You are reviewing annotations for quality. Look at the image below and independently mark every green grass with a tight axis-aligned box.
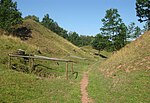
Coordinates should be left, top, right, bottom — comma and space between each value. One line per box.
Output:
88, 68, 150, 103
0, 20, 98, 102
88, 31, 150, 103
0, 66, 80, 103
0, 57, 93, 102
0, 35, 92, 102
2, 19, 149, 103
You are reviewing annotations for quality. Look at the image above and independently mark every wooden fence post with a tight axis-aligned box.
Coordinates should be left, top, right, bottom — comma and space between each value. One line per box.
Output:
29, 58, 31, 73
31, 58, 34, 72
29, 58, 34, 73
8, 54, 74, 79
8, 55, 11, 69
66, 62, 68, 80
71, 62, 74, 74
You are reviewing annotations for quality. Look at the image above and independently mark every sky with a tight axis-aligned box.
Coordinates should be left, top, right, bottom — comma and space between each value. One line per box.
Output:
14, 0, 144, 36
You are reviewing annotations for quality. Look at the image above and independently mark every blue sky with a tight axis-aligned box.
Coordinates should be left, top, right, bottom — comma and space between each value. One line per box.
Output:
14, 0, 144, 36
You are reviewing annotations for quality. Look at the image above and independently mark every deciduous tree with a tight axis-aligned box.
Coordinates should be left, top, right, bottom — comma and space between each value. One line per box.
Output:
92, 34, 109, 52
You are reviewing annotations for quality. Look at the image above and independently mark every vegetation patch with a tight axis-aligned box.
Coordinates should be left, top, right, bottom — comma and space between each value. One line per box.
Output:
88, 31, 150, 103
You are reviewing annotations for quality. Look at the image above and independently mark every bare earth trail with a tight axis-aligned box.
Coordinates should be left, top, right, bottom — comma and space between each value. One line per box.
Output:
80, 61, 100, 103
80, 72, 89, 103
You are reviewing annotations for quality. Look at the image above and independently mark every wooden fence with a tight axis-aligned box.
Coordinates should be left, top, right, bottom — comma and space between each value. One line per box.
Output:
8, 54, 74, 80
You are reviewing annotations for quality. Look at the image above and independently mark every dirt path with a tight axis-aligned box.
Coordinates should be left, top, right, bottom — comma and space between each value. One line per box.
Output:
80, 72, 89, 103
80, 61, 100, 103
80, 71, 93, 103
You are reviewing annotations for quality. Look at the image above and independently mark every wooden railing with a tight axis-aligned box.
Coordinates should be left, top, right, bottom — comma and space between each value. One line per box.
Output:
8, 54, 74, 80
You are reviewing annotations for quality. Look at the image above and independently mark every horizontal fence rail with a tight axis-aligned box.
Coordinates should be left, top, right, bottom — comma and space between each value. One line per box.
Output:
9, 54, 74, 62
8, 54, 75, 79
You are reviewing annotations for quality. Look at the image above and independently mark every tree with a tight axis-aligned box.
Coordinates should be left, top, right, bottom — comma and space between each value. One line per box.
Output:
143, 21, 149, 32
134, 26, 141, 38
68, 32, 80, 46
79, 35, 94, 46
41, 14, 54, 29
0, 0, 22, 31
114, 23, 127, 49
100, 9, 122, 40
127, 22, 136, 39
127, 22, 142, 40
41, 14, 69, 39
136, 0, 150, 30
92, 34, 109, 52
100, 8, 126, 51
24, 15, 39, 22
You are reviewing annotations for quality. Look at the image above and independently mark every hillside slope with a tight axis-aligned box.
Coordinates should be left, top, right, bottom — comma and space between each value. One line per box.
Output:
22, 19, 93, 59
88, 31, 150, 103
0, 19, 97, 102
0, 19, 96, 81
100, 31, 150, 76
0, 19, 95, 69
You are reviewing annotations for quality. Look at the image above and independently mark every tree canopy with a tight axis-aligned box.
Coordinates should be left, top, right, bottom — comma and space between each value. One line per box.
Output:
136, 0, 150, 30
24, 15, 39, 22
0, 0, 22, 31
41, 14, 68, 39
127, 22, 142, 40
92, 34, 109, 52
100, 9, 122, 39
100, 8, 127, 51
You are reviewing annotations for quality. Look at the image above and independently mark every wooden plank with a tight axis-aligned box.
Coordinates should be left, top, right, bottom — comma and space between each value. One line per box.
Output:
9, 54, 74, 62
8, 54, 75, 80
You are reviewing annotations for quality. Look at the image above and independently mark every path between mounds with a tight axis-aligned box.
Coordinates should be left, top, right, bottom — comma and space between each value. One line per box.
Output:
80, 72, 92, 103
80, 61, 100, 103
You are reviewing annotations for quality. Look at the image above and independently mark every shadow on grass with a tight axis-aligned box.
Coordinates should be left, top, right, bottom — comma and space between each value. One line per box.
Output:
94, 53, 108, 58
72, 72, 78, 79
33, 64, 53, 70
32, 64, 79, 79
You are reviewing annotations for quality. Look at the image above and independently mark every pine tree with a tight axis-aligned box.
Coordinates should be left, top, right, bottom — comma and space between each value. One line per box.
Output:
136, 0, 150, 30
127, 22, 142, 40
0, 0, 22, 31
100, 9, 122, 39
100, 9, 126, 51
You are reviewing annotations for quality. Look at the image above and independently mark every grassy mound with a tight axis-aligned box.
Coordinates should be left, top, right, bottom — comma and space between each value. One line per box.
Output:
0, 19, 96, 77
100, 31, 150, 76
88, 31, 150, 103
22, 19, 93, 59
0, 20, 98, 102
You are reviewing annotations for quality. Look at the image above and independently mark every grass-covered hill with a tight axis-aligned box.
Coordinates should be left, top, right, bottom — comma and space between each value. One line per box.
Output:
1, 18, 149, 103
0, 19, 93, 60
0, 19, 95, 72
88, 31, 150, 103
0, 19, 97, 78
21, 19, 94, 59
0, 19, 98, 102
100, 30, 150, 76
